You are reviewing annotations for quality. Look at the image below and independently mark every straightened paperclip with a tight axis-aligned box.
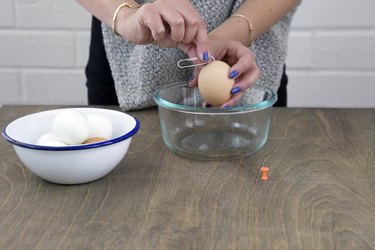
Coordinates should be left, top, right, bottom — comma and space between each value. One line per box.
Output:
177, 56, 215, 69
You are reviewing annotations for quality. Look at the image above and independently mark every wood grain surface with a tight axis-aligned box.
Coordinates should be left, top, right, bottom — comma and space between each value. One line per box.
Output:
0, 106, 374, 249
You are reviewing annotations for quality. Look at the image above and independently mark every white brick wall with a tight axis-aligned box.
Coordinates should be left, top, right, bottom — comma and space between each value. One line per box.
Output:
0, 0, 90, 105
286, 0, 375, 107
0, 0, 374, 107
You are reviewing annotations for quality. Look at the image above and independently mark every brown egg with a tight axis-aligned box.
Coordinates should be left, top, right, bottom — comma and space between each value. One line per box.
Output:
82, 137, 107, 144
198, 60, 235, 106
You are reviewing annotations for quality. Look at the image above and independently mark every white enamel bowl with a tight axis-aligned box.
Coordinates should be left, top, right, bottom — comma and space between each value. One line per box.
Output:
2, 108, 140, 184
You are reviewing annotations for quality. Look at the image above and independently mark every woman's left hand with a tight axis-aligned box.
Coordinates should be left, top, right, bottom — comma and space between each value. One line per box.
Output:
179, 34, 260, 107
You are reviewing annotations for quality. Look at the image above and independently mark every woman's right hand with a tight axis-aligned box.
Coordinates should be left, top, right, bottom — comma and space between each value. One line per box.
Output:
115, 0, 209, 61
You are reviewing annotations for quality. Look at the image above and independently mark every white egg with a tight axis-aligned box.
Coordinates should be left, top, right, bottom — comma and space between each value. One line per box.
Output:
36, 132, 68, 146
52, 110, 90, 145
36, 132, 59, 145
86, 114, 113, 140
40, 140, 68, 147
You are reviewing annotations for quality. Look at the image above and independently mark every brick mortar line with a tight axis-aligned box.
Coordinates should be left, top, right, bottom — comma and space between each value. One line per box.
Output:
0, 28, 90, 33
287, 68, 375, 75
290, 27, 375, 33
0, 67, 85, 71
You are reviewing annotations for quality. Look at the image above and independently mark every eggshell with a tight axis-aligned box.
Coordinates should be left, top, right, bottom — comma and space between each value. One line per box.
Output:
40, 141, 68, 147
52, 110, 90, 145
83, 137, 107, 144
86, 114, 113, 140
36, 132, 68, 146
36, 132, 59, 145
198, 60, 235, 106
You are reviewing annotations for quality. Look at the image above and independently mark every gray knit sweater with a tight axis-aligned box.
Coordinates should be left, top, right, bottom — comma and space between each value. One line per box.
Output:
102, 0, 300, 111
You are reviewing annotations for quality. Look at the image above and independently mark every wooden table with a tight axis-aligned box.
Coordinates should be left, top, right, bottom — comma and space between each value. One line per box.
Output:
1, 105, 374, 249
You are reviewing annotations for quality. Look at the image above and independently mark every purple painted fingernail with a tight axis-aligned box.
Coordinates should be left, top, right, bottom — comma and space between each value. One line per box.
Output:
188, 74, 195, 81
229, 70, 238, 79
224, 105, 230, 108
231, 86, 241, 95
202, 52, 209, 61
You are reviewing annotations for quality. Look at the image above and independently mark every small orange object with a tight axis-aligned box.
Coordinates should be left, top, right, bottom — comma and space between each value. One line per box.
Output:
261, 166, 269, 181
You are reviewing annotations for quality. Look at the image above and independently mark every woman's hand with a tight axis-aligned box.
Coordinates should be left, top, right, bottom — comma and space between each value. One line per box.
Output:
180, 34, 260, 107
116, 0, 209, 61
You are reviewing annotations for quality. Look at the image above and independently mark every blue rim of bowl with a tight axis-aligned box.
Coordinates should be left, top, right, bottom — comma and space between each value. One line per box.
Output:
153, 82, 278, 114
1, 111, 140, 151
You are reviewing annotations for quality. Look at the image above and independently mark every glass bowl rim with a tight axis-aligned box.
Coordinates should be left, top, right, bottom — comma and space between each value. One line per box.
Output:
153, 82, 278, 114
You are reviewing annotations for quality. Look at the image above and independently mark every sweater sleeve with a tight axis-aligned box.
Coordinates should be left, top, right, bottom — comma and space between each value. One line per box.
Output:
101, 0, 300, 111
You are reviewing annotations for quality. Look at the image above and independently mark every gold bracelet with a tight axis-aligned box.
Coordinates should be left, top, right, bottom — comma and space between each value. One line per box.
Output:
231, 14, 255, 46
112, 2, 142, 36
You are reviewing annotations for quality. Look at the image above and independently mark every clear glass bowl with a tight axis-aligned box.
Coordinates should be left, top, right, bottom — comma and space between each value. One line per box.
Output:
153, 82, 277, 160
